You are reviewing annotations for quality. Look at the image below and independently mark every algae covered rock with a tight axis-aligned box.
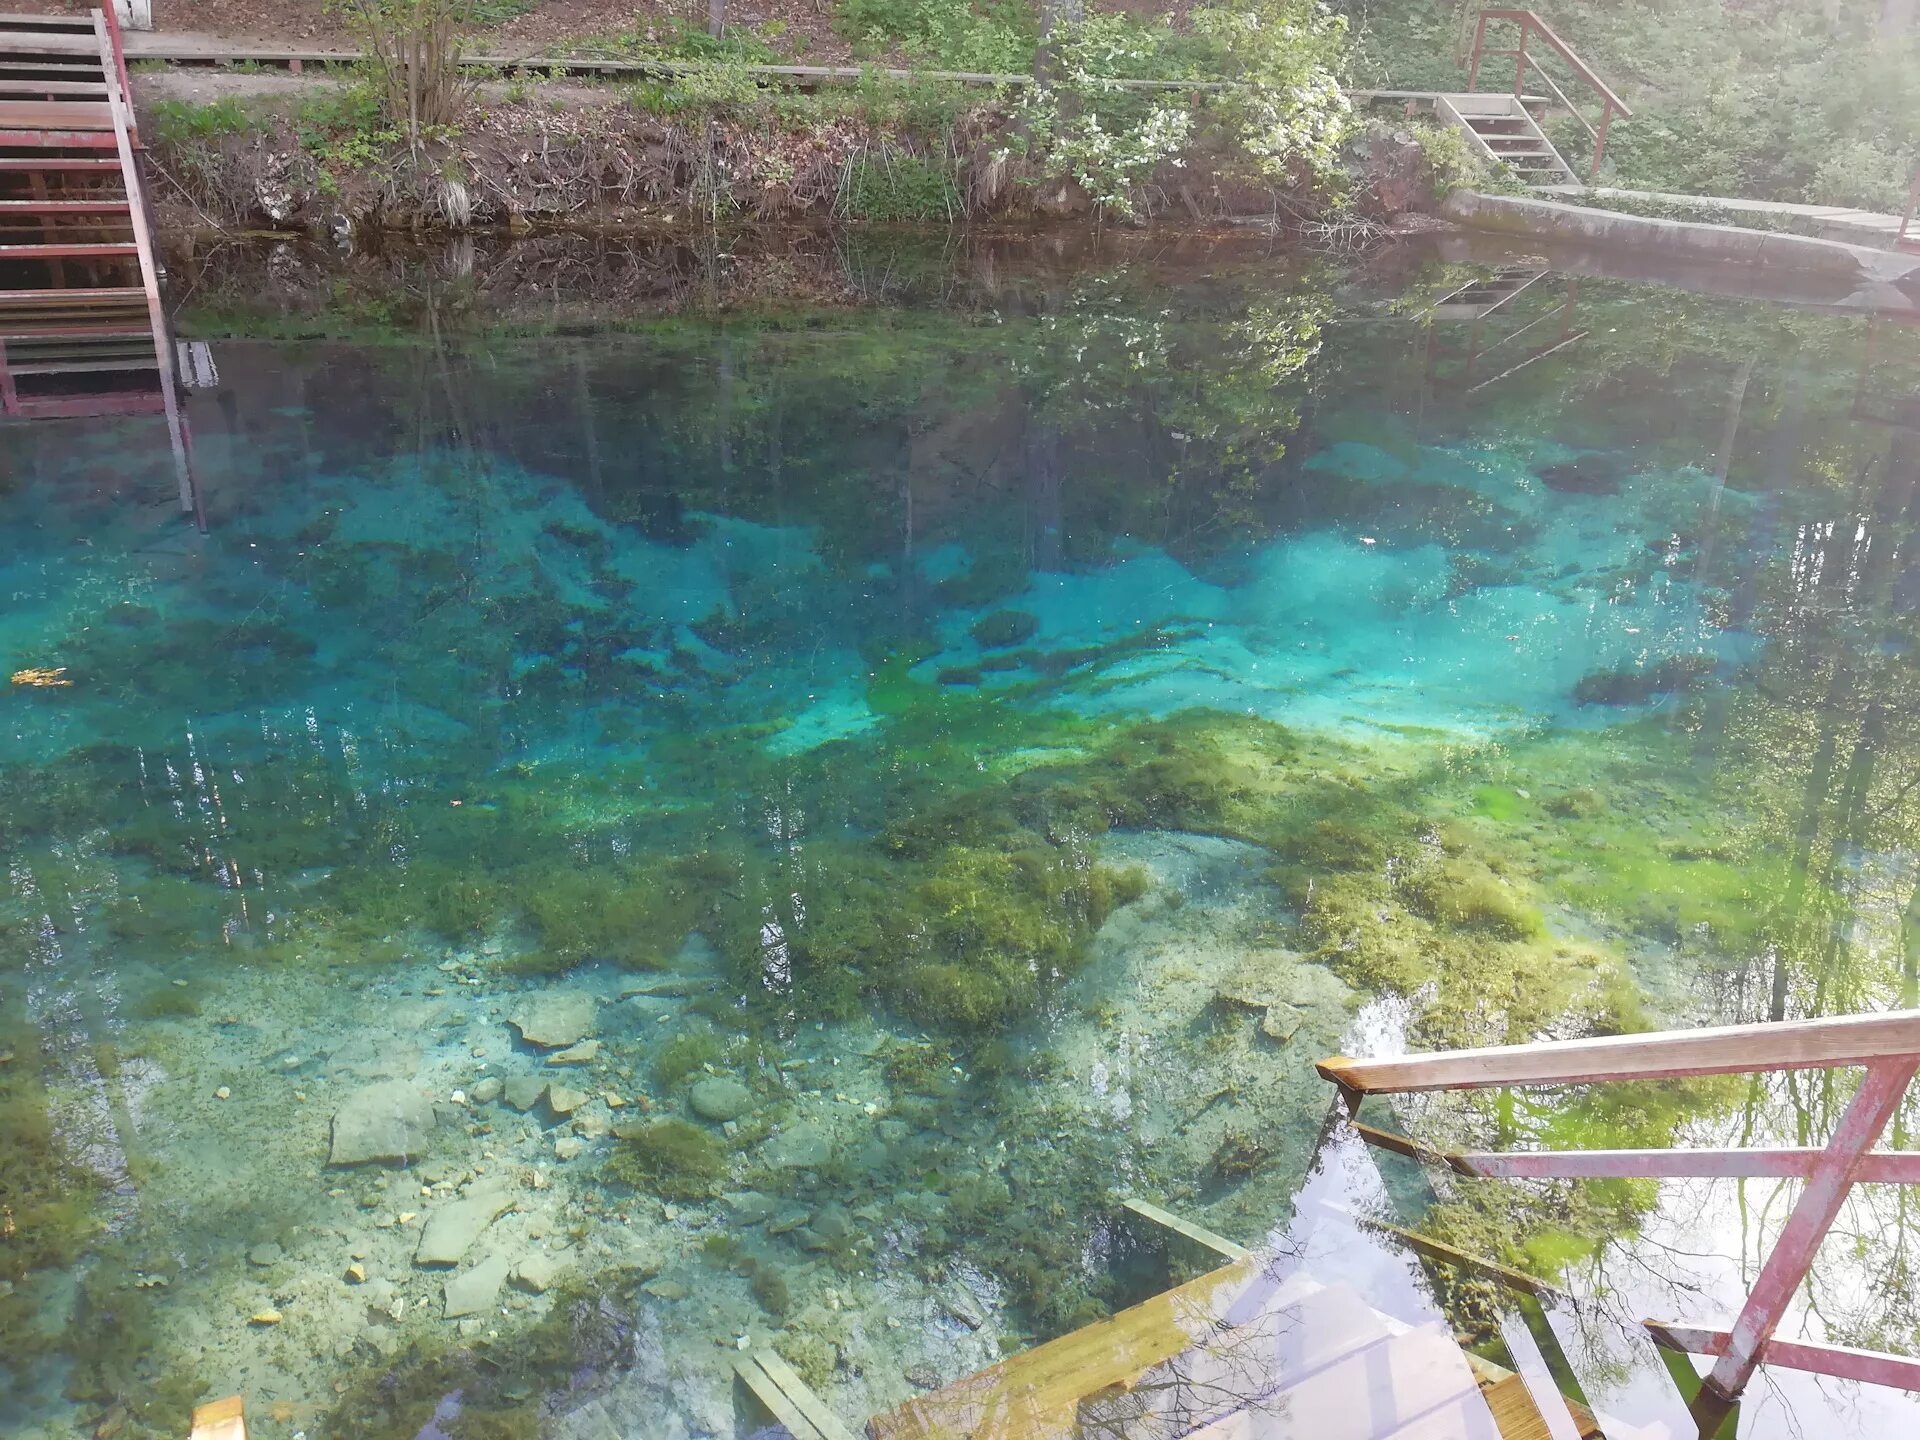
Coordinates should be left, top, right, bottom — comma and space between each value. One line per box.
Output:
969, 609, 1039, 650
688, 1076, 754, 1123
510, 991, 597, 1048
329, 1080, 435, 1166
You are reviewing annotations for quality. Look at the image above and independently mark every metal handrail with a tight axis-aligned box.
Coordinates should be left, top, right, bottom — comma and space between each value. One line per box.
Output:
1318, 1008, 1920, 1433
1465, 8, 1630, 181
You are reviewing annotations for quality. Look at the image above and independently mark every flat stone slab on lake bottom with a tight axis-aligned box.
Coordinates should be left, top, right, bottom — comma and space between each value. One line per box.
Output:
329, 1080, 435, 1166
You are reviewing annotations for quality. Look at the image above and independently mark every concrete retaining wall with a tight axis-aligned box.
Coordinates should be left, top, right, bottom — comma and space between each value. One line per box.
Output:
1441, 190, 1920, 287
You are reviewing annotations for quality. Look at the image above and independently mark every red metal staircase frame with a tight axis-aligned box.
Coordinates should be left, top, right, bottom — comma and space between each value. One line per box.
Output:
1320, 1009, 1920, 1435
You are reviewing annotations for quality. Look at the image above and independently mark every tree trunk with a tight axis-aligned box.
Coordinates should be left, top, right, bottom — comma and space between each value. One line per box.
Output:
709, 0, 725, 39
1034, 0, 1084, 83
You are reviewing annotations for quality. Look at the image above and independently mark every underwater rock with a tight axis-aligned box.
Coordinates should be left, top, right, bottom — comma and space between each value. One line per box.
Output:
941, 1286, 987, 1331
644, 1278, 691, 1301
512, 1251, 565, 1294
247, 1243, 284, 1266
443, 1253, 511, 1318
767, 1205, 813, 1236
727, 1191, 776, 1224
329, 1080, 435, 1166
415, 1190, 513, 1267
970, 610, 1041, 650
554, 1135, 585, 1161
763, 1124, 832, 1169
689, 1077, 754, 1123
546, 1040, 602, 1066
1538, 453, 1627, 495
503, 1076, 548, 1111
799, 1204, 853, 1252
546, 1084, 588, 1115
1572, 653, 1716, 706
470, 1076, 503, 1104
510, 992, 597, 1049
1259, 1002, 1304, 1043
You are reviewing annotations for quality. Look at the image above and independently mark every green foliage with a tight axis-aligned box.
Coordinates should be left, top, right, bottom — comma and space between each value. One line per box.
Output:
150, 97, 251, 146
606, 1119, 727, 1198
295, 80, 405, 173
841, 150, 959, 221
835, 0, 1037, 74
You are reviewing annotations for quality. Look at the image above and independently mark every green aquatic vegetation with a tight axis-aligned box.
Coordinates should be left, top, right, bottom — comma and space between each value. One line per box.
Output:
134, 986, 201, 1020
606, 1119, 727, 1199
0, 1032, 106, 1285
970, 609, 1040, 650
1572, 653, 1717, 706
1401, 858, 1546, 941
654, 1028, 723, 1090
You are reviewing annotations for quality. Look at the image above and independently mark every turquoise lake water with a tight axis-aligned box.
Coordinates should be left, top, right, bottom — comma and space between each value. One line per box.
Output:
3, 237, 1920, 1439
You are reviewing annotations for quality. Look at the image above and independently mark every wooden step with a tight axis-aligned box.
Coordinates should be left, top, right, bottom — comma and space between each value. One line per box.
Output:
0, 285, 146, 305
0, 13, 100, 27
2, 322, 149, 339
0, 198, 130, 212
0, 79, 110, 96
0, 99, 113, 130
8, 356, 158, 375
0, 240, 136, 257
0, 33, 105, 56
0, 157, 120, 171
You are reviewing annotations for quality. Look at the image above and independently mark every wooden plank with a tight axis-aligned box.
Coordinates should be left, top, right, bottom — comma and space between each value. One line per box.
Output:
7, 356, 158, 374
0, 198, 130, 212
1120, 1198, 1252, 1261
0, 157, 122, 170
0, 79, 111, 95
0, 13, 99, 27
189, 1395, 247, 1440
0, 286, 147, 303
1317, 1008, 1920, 1094
734, 1354, 824, 1440
753, 1349, 860, 1440
0, 99, 113, 130
0, 241, 136, 256
0, 32, 103, 55
870, 1257, 1253, 1440
1177, 1325, 1482, 1440
1348, 1211, 1569, 1303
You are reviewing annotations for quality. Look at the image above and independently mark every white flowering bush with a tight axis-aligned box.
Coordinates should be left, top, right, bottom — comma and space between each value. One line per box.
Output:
1022, 0, 1353, 218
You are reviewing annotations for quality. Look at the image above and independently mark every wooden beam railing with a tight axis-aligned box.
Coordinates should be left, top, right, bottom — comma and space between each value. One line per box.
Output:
1465, 8, 1630, 182
1318, 1008, 1920, 1434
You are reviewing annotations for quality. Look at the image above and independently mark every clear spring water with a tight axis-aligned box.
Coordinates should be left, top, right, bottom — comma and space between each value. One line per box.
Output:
3, 235, 1920, 1439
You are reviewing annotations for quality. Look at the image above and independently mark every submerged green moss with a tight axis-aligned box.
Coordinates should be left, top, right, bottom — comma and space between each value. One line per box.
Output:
606, 1120, 726, 1199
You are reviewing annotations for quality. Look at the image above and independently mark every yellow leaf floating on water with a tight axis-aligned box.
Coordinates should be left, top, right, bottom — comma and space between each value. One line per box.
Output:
10, 668, 71, 688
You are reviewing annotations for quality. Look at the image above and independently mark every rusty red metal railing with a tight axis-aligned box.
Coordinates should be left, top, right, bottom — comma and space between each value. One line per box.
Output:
1319, 1008, 1920, 1436
1465, 8, 1630, 182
